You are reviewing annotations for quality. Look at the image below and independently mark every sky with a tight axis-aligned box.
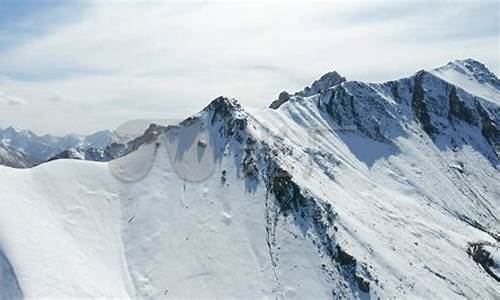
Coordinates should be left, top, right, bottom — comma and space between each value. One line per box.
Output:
0, 0, 498, 135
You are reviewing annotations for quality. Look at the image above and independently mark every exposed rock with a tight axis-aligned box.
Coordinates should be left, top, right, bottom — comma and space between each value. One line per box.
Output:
467, 242, 500, 282
297, 71, 346, 97
476, 102, 499, 151
269, 91, 291, 109
448, 86, 475, 124
412, 71, 437, 137
207, 96, 242, 125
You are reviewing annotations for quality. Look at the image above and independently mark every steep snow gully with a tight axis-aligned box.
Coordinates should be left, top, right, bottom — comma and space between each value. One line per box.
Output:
0, 59, 499, 299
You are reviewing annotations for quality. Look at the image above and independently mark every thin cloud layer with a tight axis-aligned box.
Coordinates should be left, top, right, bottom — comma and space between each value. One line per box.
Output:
0, 0, 498, 134
0, 91, 26, 106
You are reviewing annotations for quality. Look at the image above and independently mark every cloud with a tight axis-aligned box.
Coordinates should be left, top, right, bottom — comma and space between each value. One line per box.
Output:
47, 95, 62, 102
0, 0, 497, 134
0, 91, 26, 106
0, 0, 88, 52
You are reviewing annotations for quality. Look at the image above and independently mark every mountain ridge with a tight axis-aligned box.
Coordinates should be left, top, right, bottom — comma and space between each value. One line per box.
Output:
0, 58, 498, 298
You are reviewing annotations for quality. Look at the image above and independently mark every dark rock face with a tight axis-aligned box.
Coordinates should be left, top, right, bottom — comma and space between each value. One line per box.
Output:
389, 81, 402, 103
205, 96, 248, 142
270, 168, 308, 215
448, 86, 475, 124
297, 71, 346, 97
324, 86, 354, 128
467, 242, 500, 282
242, 138, 259, 180
269, 71, 346, 110
355, 275, 370, 293
269, 91, 291, 109
322, 85, 390, 142
476, 102, 500, 150
412, 71, 437, 137
207, 96, 242, 125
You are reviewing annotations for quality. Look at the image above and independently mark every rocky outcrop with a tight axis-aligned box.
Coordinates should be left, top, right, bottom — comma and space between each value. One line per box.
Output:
412, 71, 437, 137
476, 102, 500, 152
297, 71, 346, 97
467, 242, 500, 282
448, 86, 475, 124
269, 71, 346, 110
269, 91, 291, 109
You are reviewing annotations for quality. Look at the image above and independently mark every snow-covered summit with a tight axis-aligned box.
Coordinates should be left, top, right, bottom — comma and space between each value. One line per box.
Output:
270, 71, 346, 109
297, 71, 346, 97
431, 58, 500, 104
434, 59, 499, 87
269, 59, 499, 166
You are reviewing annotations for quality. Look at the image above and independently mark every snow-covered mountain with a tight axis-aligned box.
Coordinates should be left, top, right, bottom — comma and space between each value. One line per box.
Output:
431, 58, 500, 105
0, 127, 124, 165
0, 141, 33, 168
0, 59, 498, 299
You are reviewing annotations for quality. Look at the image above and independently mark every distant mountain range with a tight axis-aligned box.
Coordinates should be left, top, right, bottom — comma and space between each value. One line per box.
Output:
0, 127, 128, 167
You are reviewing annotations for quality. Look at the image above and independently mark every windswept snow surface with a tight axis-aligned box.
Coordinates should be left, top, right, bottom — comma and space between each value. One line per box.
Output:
0, 161, 133, 298
0, 59, 499, 299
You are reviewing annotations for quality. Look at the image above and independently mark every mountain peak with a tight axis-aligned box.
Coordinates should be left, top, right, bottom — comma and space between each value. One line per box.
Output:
269, 70, 346, 109
297, 70, 346, 97
206, 96, 241, 111
204, 96, 243, 122
3, 126, 20, 134
449, 58, 488, 68
430, 58, 500, 103
439, 59, 497, 81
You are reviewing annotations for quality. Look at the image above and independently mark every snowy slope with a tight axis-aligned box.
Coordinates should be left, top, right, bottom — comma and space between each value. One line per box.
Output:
0, 110, 343, 299
0, 161, 133, 299
0, 59, 499, 299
